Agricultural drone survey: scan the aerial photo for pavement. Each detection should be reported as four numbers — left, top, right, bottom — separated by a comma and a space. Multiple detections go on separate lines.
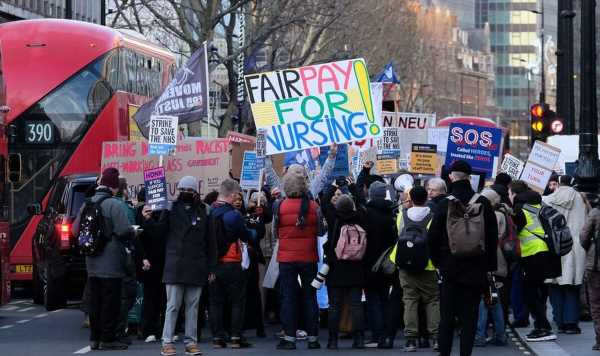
513, 313, 598, 356
1, 297, 531, 356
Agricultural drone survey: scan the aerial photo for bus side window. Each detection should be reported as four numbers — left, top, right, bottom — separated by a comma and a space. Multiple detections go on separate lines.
7, 153, 20, 183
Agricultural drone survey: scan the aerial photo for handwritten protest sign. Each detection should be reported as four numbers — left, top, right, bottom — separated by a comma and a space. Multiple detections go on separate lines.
240, 151, 262, 191
410, 144, 437, 175
144, 167, 168, 210
245, 58, 382, 154
500, 153, 525, 180
148, 115, 178, 155
102, 139, 229, 200
445, 123, 503, 179
521, 141, 561, 192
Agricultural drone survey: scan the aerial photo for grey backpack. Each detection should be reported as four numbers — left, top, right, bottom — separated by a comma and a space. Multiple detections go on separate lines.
446, 194, 486, 257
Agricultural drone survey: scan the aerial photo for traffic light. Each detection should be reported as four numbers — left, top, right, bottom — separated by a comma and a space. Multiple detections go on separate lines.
530, 103, 562, 144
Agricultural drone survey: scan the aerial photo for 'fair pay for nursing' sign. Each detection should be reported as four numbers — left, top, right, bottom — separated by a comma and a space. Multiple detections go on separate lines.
245, 58, 382, 155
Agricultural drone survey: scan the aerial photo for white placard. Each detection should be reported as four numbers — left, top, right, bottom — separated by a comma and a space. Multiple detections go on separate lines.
148, 115, 179, 155
528, 141, 561, 170
500, 153, 525, 180
521, 161, 553, 193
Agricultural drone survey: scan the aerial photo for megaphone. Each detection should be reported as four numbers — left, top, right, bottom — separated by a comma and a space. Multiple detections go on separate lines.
394, 174, 414, 192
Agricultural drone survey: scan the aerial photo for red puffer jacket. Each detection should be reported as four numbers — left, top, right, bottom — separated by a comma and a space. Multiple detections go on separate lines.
277, 198, 319, 263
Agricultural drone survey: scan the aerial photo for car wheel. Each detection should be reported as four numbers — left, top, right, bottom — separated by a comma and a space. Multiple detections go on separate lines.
43, 263, 66, 311
32, 262, 43, 305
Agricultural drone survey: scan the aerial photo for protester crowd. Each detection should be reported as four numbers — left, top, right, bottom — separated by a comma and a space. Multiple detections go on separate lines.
74, 145, 600, 356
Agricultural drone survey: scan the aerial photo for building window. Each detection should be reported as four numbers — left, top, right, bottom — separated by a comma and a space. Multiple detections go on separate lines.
56, 5, 62, 18
49, 4, 54, 17
43, 1, 48, 16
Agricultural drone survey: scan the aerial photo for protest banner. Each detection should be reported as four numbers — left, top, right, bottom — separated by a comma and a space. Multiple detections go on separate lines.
410, 144, 437, 175
227, 131, 256, 144
381, 112, 436, 129
500, 153, 525, 180
102, 139, 229, 200
319, 144, 349, 178
521, 141, 562, 193
240, 151, 262, 191
143, 167, 168, 210
445, 123, 503, 179
148, 115, 178, 155
245, 58, 383, 154
376, 153, 399, 175
377, 127, 401, 154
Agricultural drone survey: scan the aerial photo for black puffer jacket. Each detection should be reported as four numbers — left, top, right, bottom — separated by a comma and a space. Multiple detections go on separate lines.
323, 209, 367, 288
427, 179, 498, 287
364, 198, 398, 288
143, 200, 217, 286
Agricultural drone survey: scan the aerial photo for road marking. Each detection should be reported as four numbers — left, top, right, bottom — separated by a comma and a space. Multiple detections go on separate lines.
16, 319, 31, 324
74, 346, 91, 354
0, 306, 18, 311
17, 306, 35, 312
50, 309, 63, 313
0, 325, 14, 329
8, 300, 26, 305
34, 313, 48, 318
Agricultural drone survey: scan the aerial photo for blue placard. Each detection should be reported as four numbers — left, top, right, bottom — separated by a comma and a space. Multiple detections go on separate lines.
445, 123, 503, 179
149, 144, 173, 155
319, 144, 349, 178
240, 151, 262, 190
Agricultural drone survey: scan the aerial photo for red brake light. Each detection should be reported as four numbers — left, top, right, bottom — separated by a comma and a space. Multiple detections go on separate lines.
56, 223, 71, 249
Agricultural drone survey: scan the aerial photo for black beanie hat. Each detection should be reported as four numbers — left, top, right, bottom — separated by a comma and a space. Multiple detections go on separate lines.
449, 160, 472, 175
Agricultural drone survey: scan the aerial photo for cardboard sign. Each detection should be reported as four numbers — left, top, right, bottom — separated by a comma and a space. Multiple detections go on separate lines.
410, 144, 437, 175
376, 154, 399, 175
148, 115, 179, 155
445, 123, 503, 179
500, 153, 525, 180
227, 131, 256, 144
521, 162, 553, 193
528, 141, 561, 169
102, 139, 230, 200
245, 58, 383, 154
240, 151, 262, 190
319, 144, 349, 178
143, 167, 168, 210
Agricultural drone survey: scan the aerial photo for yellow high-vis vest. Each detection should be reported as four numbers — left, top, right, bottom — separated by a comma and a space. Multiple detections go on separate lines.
519, 204, 549, 258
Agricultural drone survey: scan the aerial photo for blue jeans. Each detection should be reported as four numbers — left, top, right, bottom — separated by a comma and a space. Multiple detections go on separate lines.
511, 264, 529, 322
476, 299, 506, 342
365, 287, 388, 341
279, 262, 319, 342
549, 284, 581, 327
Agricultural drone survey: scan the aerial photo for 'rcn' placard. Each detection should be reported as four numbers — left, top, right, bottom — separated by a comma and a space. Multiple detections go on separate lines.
245, 58, 382, 155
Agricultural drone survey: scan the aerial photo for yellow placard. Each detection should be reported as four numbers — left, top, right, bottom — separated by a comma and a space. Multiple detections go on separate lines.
376, 159, 398, 175
410, 152, 437, 175
128, 105, 145, 142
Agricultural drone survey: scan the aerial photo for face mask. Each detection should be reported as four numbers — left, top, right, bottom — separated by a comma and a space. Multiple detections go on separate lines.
179, 192, 196, 204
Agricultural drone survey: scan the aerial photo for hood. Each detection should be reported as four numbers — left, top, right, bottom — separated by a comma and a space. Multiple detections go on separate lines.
514, 190, 542, 206
543, 186, 578, 210
407, 206, 431, 222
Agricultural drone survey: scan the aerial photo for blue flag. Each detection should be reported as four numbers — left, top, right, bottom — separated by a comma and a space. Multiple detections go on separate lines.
375, 62, 400, 84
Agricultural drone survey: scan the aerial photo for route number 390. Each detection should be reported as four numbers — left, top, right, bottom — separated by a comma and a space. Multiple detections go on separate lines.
25, 121, 54, 144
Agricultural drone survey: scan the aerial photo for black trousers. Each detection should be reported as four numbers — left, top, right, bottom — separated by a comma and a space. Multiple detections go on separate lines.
328, 287, 364, 334
522, 275, 551, 330
209, 263, 247, 339
438, 280, 482, 356
89, 277, 122, 343
142, 274, 166, 337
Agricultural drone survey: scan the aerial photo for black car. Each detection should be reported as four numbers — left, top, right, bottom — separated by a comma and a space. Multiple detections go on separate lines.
30, 174, 97, 311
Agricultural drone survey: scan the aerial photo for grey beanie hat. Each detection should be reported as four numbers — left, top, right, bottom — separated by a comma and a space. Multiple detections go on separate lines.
177, 176, 199, 193
369, 181, 388, 201
335, 194, 355, 213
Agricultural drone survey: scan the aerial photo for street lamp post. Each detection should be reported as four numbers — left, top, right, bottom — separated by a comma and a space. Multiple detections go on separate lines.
530, 2, 545, 104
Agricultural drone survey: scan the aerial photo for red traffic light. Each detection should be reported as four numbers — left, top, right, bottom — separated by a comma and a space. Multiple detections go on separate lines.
530, 103, 545, 118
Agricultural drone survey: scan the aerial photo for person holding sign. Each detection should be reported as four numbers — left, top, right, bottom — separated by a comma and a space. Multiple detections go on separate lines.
141, 176, 215, 356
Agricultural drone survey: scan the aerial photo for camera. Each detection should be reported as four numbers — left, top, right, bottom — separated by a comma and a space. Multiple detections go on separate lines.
310, 264, 329, 289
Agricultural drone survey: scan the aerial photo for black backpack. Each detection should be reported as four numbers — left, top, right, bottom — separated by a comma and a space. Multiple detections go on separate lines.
77, 196, 111, 256
394, 210, 432, 271
524, 204, 573, 257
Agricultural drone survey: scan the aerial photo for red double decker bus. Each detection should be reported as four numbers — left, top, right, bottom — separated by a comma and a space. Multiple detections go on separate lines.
0, 19, 175, 294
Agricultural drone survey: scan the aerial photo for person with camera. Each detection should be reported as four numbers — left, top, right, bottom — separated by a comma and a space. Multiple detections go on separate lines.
141, 176, 216, 356
474, 188, 509, 347
273, 166, 324, 350
579, 193, 600, 350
